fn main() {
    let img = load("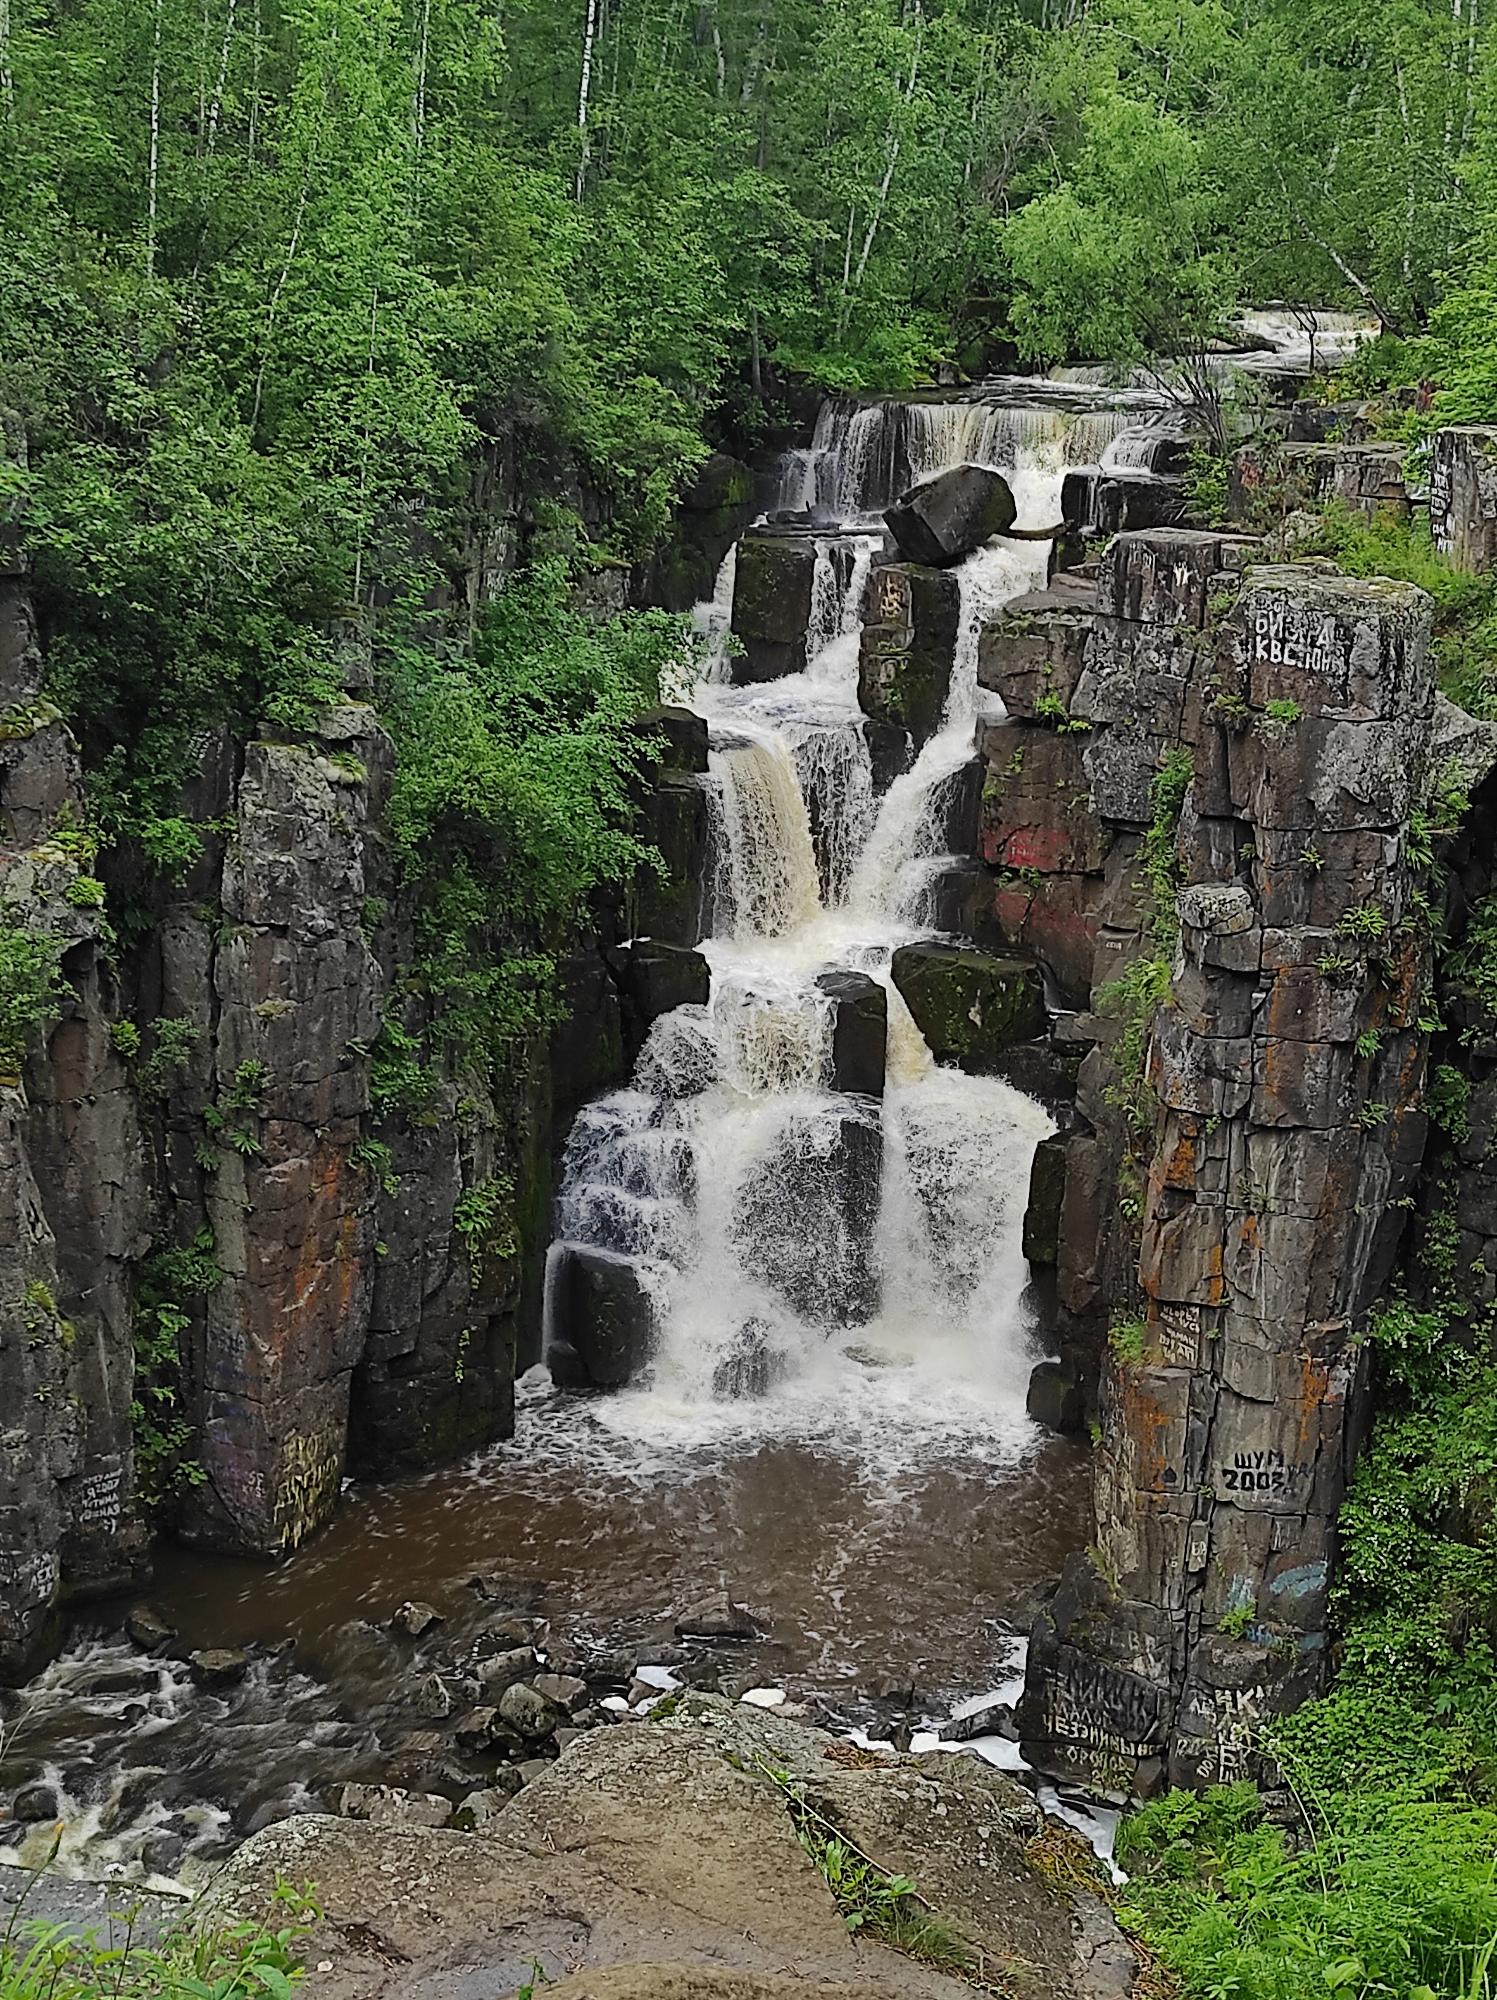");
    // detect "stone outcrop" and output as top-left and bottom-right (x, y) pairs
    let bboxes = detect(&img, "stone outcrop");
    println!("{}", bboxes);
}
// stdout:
(1060, 469), (1187, 544)
(890, 944), (1047, 1073)
(731, 534), (818, 682)
(205, 1692), (1134, 2000)
(815, 971), (887, 1097)
(886, 463), (1017, 568)
(1430, 427), (1497, 573)
(1, 435), (148, 1675)
(1003, 545), (1441, 1798)
(546, 1244), (656, 1390)
(1229, 441), (1410, 527)
(857, 563), (960, 747)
